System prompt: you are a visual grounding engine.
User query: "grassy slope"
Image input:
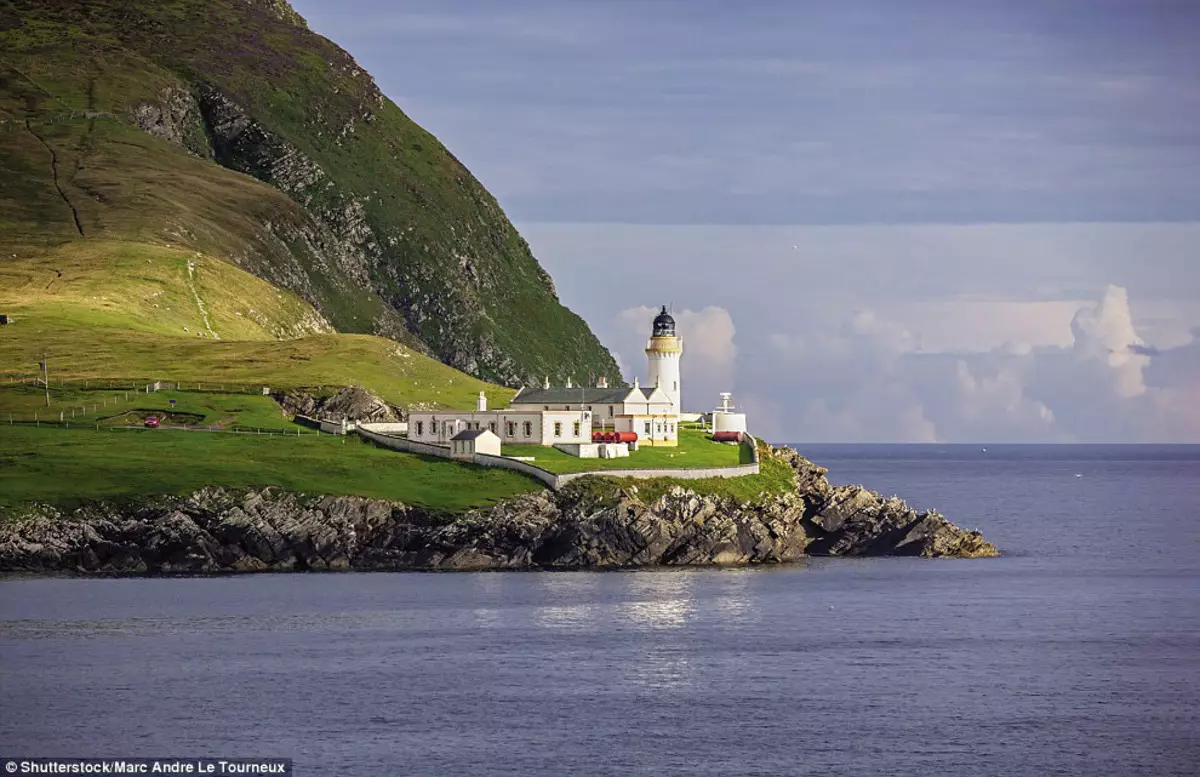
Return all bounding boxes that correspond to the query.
[0,0,622,385]
[0,427,538,512]
[0,237,514,410]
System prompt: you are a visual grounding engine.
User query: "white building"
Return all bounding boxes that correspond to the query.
[408,306,686,448]
[450,428,501,458]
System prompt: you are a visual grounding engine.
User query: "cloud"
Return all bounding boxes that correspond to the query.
[523,222,1200,442]
[736,285,1200,442]
[1067,284,1149,398]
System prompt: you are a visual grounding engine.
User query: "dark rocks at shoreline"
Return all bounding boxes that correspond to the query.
[0,446,997,576]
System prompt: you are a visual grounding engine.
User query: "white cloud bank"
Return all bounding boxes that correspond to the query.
[608,286,1199,443]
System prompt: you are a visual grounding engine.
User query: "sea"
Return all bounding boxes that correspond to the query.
[1,444,1198,776]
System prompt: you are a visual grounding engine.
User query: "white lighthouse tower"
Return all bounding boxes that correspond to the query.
[645,305,683,414]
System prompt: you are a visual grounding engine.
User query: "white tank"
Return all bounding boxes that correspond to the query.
[714,412,747,434]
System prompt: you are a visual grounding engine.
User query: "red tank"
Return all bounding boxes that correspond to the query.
[711,431,743,443]
[592,431,637,443]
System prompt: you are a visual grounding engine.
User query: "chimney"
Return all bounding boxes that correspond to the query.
[633,376,640,388]
[566,377,573,388]
[597,376,608,388]
[477,391,487,412]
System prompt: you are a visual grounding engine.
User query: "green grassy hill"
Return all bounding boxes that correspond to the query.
[0,242,514,410]
[0,0,621,386]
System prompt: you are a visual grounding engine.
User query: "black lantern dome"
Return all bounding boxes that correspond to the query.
[652,305,676,337]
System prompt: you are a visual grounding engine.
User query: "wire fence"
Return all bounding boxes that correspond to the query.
[1,375,343,396]
[3,417,338,438]
[0,375,348,436]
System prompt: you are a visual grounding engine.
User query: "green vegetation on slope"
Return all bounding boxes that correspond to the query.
[0,241,514,411]
[0,0,622,386]
[0,426,539,512]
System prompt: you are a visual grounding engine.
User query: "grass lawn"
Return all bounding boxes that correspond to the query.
[500,428,749,474]
[577,441,799,504]
[0,426,540,513]
[0,386,298,430]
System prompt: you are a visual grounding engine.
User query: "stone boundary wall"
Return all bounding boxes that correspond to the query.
[295,415,355,435]
[358,426,559,489]
[357,425,760,491]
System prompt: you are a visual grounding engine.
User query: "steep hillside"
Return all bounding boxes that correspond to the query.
[0,0,621,386]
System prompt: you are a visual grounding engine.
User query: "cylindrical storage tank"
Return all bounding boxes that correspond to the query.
[614,431,638,443]
[712,431,743,443]
[713,412,747,434]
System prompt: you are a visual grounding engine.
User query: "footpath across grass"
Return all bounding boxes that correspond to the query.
[0,427,539,513]
[500,428,749,474]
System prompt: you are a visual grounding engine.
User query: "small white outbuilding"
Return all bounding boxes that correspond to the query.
[450,428,501,458]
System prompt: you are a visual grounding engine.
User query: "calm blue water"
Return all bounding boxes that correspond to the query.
[2,444,1198,776]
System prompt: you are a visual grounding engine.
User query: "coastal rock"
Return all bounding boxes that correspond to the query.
[0,445,997,576]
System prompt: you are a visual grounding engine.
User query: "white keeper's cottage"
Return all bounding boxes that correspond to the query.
[407,306,687,448]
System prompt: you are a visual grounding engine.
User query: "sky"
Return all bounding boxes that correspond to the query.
[291,0,1200,442]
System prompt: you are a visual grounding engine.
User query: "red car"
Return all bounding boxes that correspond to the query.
[144,416,161,428]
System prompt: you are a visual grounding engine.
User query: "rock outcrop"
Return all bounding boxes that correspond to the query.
[0,447,996,576]
[274,386,401,423]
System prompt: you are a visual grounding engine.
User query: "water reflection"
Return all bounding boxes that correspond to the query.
[618,573,701,690]
[531,572,602,631]
[620,570,696,630]
[631,646,693,691]
[710,569,754,620]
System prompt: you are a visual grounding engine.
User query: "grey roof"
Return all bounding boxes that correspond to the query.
[451,429,493,441]
[510,386,634,405]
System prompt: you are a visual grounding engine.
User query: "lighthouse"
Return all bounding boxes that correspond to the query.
[645,305,683,414]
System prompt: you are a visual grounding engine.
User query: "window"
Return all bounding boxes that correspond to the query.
[673,381,677,391]
[573,421,581,437]
[644,421,651,435]
[416,421,424,436]
[670,423,675,433]
[489,422,496,433]
[544,405,550,411]
[524,421,532,437]
[554,422,562,438]
[608,406,614,417]
[506,421,515,436]
[430,420,438,434]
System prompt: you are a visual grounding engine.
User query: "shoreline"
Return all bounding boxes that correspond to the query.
[0,445,997,577]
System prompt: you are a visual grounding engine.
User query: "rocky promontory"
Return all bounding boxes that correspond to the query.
[0,446,996,576]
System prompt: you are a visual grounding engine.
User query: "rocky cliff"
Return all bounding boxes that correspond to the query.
[0,447,997,576]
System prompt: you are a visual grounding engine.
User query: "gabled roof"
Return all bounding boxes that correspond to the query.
[451,429,496,441]
[509,386,634,405]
